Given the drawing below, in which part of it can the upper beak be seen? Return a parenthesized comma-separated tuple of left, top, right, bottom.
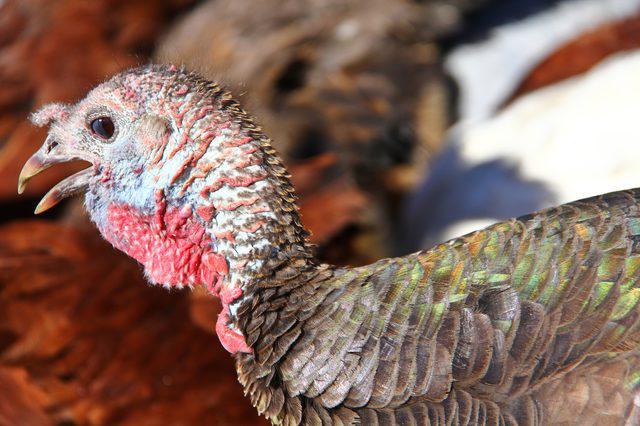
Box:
(18, 136, 93, 214)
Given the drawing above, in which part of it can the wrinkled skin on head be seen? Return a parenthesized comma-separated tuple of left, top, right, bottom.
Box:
(22, 64, 261, 235)
(19, 65, 310, 354)
(21, 69, 174, 220)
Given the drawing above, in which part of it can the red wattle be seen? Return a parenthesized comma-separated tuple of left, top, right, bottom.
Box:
(216, 306, 252, 353)
(104, 194, 251, 354)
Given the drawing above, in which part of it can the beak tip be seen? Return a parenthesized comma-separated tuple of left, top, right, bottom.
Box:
(34, 203, 47, 215)
(33, 186, 65, 215)
(18, 164, 35, 196)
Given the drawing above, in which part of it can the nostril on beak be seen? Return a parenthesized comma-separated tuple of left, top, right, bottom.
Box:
(46, 141, 59, 154)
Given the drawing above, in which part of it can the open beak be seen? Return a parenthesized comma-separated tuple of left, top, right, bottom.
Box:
(18, 136, 93, 214)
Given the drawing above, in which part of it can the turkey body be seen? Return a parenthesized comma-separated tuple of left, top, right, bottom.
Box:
(237, 189, 640, 425)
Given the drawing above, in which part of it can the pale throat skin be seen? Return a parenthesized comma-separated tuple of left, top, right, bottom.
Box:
(28, 65, 315, 354)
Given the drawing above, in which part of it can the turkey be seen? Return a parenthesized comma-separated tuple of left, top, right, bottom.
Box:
(401, 50, 640, 251)
(18, 65, 640, 425)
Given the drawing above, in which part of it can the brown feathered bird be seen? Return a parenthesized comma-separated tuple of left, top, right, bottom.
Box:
(18, 65, 640, 425)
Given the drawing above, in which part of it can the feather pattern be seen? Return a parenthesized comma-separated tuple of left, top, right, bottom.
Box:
(237, 189, 640, 424)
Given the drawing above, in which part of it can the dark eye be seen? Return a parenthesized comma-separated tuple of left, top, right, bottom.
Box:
(90, 117, 115, 140)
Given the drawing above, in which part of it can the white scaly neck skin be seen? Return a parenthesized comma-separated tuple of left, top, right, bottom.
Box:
(88, 66, 313, 353)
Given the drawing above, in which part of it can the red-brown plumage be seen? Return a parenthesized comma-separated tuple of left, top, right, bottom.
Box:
(0, 221, 264, 424)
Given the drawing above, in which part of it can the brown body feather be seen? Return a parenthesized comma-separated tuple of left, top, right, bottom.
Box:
(235, 189, 640, 425)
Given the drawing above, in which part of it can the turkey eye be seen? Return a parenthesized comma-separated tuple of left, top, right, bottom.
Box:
(90, 117, 115, 140)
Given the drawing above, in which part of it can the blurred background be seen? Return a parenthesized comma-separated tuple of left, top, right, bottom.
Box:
(2, 0, 640, 424)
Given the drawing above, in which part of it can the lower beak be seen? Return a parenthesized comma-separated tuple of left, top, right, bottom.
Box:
(18, 136, 93, 214)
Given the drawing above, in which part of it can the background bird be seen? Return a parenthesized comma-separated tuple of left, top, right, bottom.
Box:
(399, 1, 640, 253)
(17, 64, 640, 425)
(402, 50, 640, 251)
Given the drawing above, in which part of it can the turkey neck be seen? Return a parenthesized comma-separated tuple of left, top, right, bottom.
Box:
(186, 96, 319, 354)
(168, 94, 319, 354)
